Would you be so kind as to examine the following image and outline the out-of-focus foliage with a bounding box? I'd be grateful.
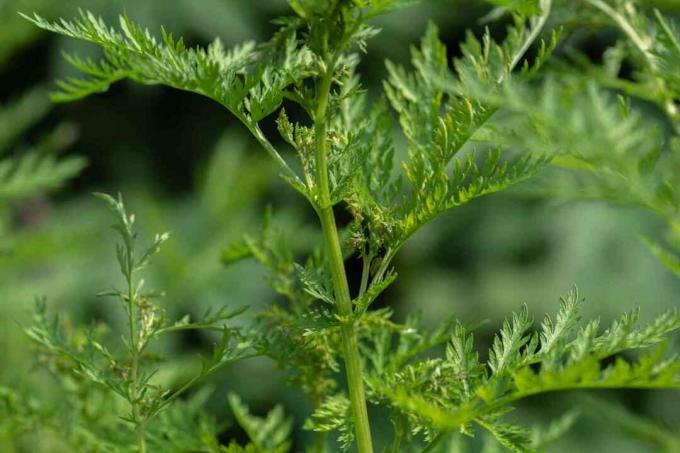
[0,0,86,247]
[0,89,83,205]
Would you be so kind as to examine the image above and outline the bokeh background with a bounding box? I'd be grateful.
[1,0,679,451]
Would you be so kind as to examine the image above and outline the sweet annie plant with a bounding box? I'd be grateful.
[9,0,680,451]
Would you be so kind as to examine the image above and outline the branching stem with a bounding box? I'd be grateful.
[585,0,680,125]
[358,252,373,299]
[585,0,652,61]
[126,270,146,453]
[314,64,374,453]
[502,0,553,83]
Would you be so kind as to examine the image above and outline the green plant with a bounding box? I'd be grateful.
[0,88,84,223]
[7,0,680,451]
[21,193,254,452]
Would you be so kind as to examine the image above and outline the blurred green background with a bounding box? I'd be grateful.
[1,0,679,451]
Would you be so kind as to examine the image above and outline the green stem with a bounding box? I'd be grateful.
[247,121,301,183]
[502,0,552,83]
[136,421,147,453]
[313,431,327,453]
[127,269,146,453]
[585,0,680,128]
[358,253,373,299]
[314,67,374,453]
[390,414,405,453]
[585,0,651,60]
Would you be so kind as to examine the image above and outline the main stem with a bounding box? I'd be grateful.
[128,276,146,453]
[314,69,374,453]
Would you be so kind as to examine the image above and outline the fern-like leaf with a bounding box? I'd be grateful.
[228,393,293,453]
[0,152,85,200]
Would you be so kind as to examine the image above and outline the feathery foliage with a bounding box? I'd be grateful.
[12,0,680,452]
[488,1,680,282]
[228,393,293,452]
[365,288,680,450]
[23,194,252,451]
[0,88,84,213]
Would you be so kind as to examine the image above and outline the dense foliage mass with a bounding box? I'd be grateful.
[1,0,680,451]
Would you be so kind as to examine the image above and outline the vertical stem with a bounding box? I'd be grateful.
[127,271,146,453]
[390,414,405,453]
[314,69,374,453]
[136,422,147,453]
[313,431,327,453]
